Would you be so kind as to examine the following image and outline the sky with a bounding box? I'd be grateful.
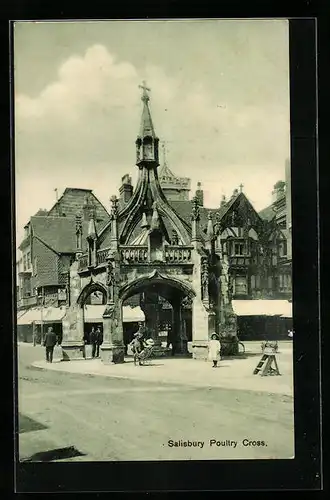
[14,19,290,246]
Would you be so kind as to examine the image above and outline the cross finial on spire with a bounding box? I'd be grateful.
[139,80,151,103]
[239,183,244,193]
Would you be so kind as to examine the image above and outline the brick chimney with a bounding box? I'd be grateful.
[119,174,133,204]
[195,181,204,207]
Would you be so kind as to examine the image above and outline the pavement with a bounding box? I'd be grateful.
[29,341,293,397]
[17,342,295,464]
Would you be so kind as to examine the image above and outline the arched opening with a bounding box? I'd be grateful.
[77,282,107,347]
[120,275,194,357]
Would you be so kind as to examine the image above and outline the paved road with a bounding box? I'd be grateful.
[17,343,295,462]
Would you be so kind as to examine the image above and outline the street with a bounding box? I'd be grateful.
[17,343,295,462]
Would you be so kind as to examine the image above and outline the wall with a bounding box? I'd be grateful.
[31,237,59,289]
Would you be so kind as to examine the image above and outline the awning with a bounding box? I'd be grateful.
[123,306,145,322]
[17,309,42,325]
[232,300,292,317]
[83,305,145,323]
[35,307,66,324]
[17,307,66,325]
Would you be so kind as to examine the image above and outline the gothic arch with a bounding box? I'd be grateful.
[119,270,196,304]
[76,280,108,307]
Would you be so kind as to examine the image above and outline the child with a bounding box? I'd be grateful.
[208,333,221,368]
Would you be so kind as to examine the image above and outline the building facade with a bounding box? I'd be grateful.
[16,189,110,342]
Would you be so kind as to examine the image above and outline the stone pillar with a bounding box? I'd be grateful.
[101,302,125,364]
[61,260,85,360]
[173,303,188,355]
[189,249,213,360]
[101,253,125,364]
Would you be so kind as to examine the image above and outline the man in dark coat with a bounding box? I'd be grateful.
[43,326,57,363]
[90,327,97,358]
[95,327,103,358]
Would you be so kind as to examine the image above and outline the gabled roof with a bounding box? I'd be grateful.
[47,188,109,220]
[259,204,276,221]
[30,216,94,253]
[169,200,219,236]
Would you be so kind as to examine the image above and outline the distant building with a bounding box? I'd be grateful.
[158,145,191,201]
[258,159,292,298]
[16,189,109,342]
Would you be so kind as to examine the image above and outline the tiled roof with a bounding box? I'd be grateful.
[47,188,109,221]
[30,216,96,253]
[259,204,276,221]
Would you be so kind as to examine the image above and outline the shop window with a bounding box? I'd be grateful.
[234,276,247,295]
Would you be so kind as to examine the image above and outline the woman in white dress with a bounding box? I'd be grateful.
[208,333,221,368]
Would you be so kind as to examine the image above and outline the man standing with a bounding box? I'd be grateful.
[95,327,103,358]
[90,326,97,358]
[167,324,176,356]
[43,326,57,363]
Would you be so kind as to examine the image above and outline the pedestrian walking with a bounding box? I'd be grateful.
[95,327,103,357]
[43,326,57,363]
[90,326,97,358]
[208,333,221,368]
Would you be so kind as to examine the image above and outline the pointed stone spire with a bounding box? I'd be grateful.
[138,80,156,139]
[110,195,119,247]
[110,195,119,220]
[136,81,159,167]
[87,210,97,268]
[191,196,200,222]
[151,201,160,230]
[87,210,97,240]
[207,212,214,240]
[206,212,214,252]
[141,212,149,228]
[75,212,83,258]
[191,196,201,245]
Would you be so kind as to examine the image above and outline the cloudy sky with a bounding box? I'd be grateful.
[14,19,290,244]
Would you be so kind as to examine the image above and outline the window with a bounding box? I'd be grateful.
[33,257,38,276]
[27,252,31,269]
[234,242,244,256]
[234,276,247,295]
[278,240,287,257]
